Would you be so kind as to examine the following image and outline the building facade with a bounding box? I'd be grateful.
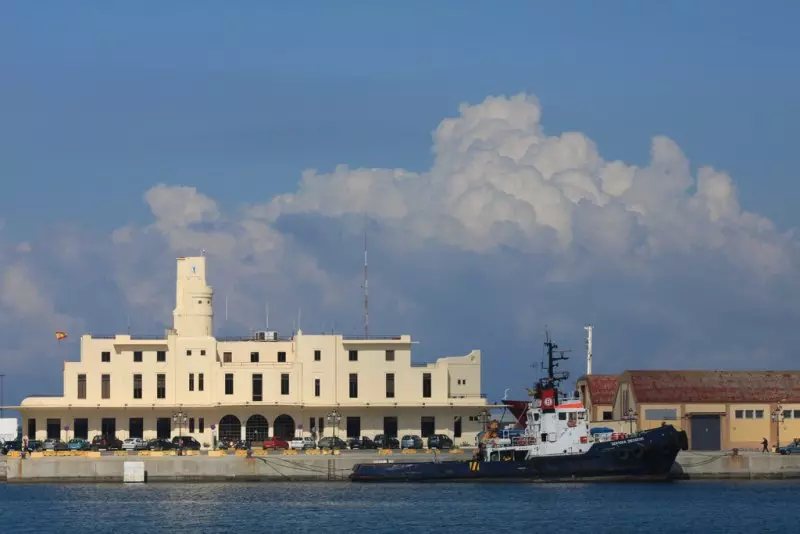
[599,370,800,451]
[20,256,487,447]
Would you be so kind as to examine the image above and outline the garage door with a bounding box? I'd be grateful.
[690,415,721,450]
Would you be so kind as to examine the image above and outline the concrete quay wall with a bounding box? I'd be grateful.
[3,451,467,483]
[674,451,800,479]
[5,451,800,483]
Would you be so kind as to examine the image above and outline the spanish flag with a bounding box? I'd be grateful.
[55,331,68,341]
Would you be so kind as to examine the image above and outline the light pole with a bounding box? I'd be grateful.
[172,410,188,454]
[772,405,785,452]
[326,410,341,442]
[478,409,491,433]
[622,409,638,434]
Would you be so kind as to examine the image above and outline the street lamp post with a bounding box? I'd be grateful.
[478,409,491,433]
[772,405,785,452]
[172,410,188,454]
[326,410,341,442]
[622,409,638,434]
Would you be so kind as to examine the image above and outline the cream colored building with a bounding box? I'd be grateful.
[19,256,487,447]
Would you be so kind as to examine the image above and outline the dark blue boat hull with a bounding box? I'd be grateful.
[351,425,688,482]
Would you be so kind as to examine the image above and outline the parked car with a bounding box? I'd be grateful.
[400,435,424,449]
[43,439,68,451]
[121,438,148,451]
[778,439,800,455]
[171,436,202,450]
[147,438,177,451]
[262,437,290,449]
[67,438,91,451]
[317,436,348,450]
[347,436,376,450]
[373,434,400,449]
[289,436,317,450]
[91,434,123,451]
[427,434,454,450]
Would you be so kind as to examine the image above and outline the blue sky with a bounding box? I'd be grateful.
[1,1,800,407]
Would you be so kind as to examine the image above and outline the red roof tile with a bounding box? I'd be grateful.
[584,375,618,404]
[627,370,800,403]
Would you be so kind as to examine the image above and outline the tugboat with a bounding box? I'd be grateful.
[350,332,688,482]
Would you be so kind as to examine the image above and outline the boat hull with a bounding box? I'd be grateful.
[351,426,688,483]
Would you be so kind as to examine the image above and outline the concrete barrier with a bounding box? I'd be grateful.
[8,449,800,483]
[402,449,417,454]
[305,449,320,455]
[378,449,392,455]
[283,449,298,455]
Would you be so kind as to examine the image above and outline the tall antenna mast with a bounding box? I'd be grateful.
[363,218,369,338]
[585,325,593,375]
[265,302,269,330]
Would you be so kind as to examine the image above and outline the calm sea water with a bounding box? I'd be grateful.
[0,481,798,532]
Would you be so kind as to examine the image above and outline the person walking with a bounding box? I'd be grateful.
[761,437,769,453]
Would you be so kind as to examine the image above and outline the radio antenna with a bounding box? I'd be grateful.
[363,217,369,338]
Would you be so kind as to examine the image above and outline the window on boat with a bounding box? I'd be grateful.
[533,413,540,421]
[558,412,567,421]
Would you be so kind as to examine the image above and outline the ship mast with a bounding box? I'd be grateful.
[542,329,570,386]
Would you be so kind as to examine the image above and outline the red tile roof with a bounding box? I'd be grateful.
[626,370,800,403]
[583,374,618,405]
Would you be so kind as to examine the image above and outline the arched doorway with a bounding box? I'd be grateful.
[273,414,296,440]
[219,415,241,443]
[245,414,269,441]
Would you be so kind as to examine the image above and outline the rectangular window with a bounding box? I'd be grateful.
[223,352,232,363]
[225,373,234,395]
[133,374,142,399]
[745,409,754,419]
[200,349,206,356]
[199,417,205,433]
[27,418,36,440]
[157,374,166,399]
[189,373,195,392]
[386,373,395,398]
[454,416,462,438]
[349,350,358,361]
[318,417,324,436]
[186,350,192,356]
[129,418,143,439]
[101,374,111,399]
[422,373,432,398]
[46,418,61,440]
[644,408,677,420]
[189,418,195,433]
[77,374,86,399]
[314,378,321,397]
[101,418,116,439]
[133,350,142,362]
[603,411,613,421]
[421,416,435,438]
[755,410,765,419]
[250,351,259,363]
[735,410,744,419]
[281,373,290,395]
[784,410,792,419]
[277,351,287,363]
[385,349,395,361]
[252,374,263,401]
[314,350,321,361]
[349,373,358,398]
[101,351,110,363]
[74,418,89,440]
[198,373,204,391]
[157,350,166,362]
[794,410,800,419]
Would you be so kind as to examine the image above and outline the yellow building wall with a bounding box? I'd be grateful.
[728,404,771,449]
[638,403,683,431]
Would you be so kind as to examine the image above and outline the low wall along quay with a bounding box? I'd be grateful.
[3,450,800,483]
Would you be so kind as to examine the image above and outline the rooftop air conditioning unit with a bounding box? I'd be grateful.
[255,330,278,341]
